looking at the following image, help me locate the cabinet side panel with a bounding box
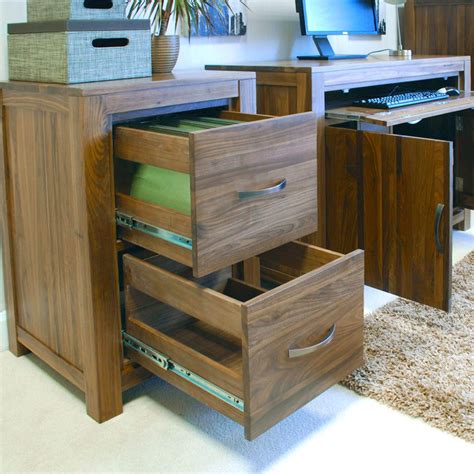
[0,92,29,356]
[3,94,84,369]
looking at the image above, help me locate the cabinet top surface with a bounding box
[207,55,470,73]
[0,70,256,97]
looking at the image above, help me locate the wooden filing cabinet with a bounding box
[1,71,365,440]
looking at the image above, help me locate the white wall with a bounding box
[0,0,397,351]
[176,1,397,69]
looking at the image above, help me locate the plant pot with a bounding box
[151,35,180,74]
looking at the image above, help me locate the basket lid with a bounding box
[8,19,150,34]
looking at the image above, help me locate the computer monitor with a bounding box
[296,0,378,60]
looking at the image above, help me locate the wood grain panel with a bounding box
[72,96,123,422]
[126,298,243,398]
[4,95,84,369]
[0,91,29,356]
[322,61,465,91]
[361,131,453,309]
[243,249,364,440]
[114,126,190,173]
[259,241,342,276]
[254,72,310,117]
[404,0,474,81]
[191,112,318,277]
[326,127,361,254]
[395,134,453,309]
[17,327,84,390]
[325,126,453,310]
[104,81,240,114]
[123,254,243,338]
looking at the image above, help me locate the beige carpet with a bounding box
[343,252,474,443]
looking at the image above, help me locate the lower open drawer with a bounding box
[122,241,364,440]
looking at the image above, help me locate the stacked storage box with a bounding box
[8,0,151,84]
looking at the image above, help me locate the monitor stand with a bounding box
[297,36,368,60]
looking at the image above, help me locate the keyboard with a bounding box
[353,91,450,109]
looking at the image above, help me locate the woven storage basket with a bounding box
[8,20,151,84]
[27,0,127,21]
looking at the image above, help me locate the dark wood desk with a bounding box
[207,56,474,310]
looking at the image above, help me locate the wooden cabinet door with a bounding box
[326,127,453,311]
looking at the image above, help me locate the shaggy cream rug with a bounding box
[342,252,474,443]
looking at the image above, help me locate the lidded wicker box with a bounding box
[8,20,151,84]
[27,0,127,21]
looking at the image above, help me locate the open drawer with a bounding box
[114,110,318,278]
[122,241,364,440]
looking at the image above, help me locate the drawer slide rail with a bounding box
[122,332,244,412]
[116,211,193,250]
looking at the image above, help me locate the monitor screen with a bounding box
[298,0,377,35]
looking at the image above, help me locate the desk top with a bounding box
[0,70,256,97]
[207,55,471,74]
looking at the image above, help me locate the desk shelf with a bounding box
[325,92,474,127]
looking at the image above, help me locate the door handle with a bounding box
[434,203,445,253]
[288,324,337,359]
[238,178,287,200]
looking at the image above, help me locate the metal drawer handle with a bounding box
[238,178,287,200]
[434,203,445,253]
[288,324,337,359]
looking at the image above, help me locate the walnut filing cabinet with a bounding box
[0,72,364,440]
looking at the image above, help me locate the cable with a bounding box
[367,48,392,55]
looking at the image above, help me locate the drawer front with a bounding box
[115,111,318,277]
[192,112,318,276]
[242,244,364,440]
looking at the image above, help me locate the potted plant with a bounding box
[127,0,244,74]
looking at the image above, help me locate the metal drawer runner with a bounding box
[123,332,244,411]
[116,211,193,250]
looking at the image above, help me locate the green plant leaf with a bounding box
[126,0,248,36]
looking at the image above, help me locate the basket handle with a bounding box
[92,38,129,48]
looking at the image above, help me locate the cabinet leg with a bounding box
[9,337,30,357]
[7,314,29,357]
[84,368,123,423]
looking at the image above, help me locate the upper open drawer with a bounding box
[114,110,318,277]
[326,92,474,127]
